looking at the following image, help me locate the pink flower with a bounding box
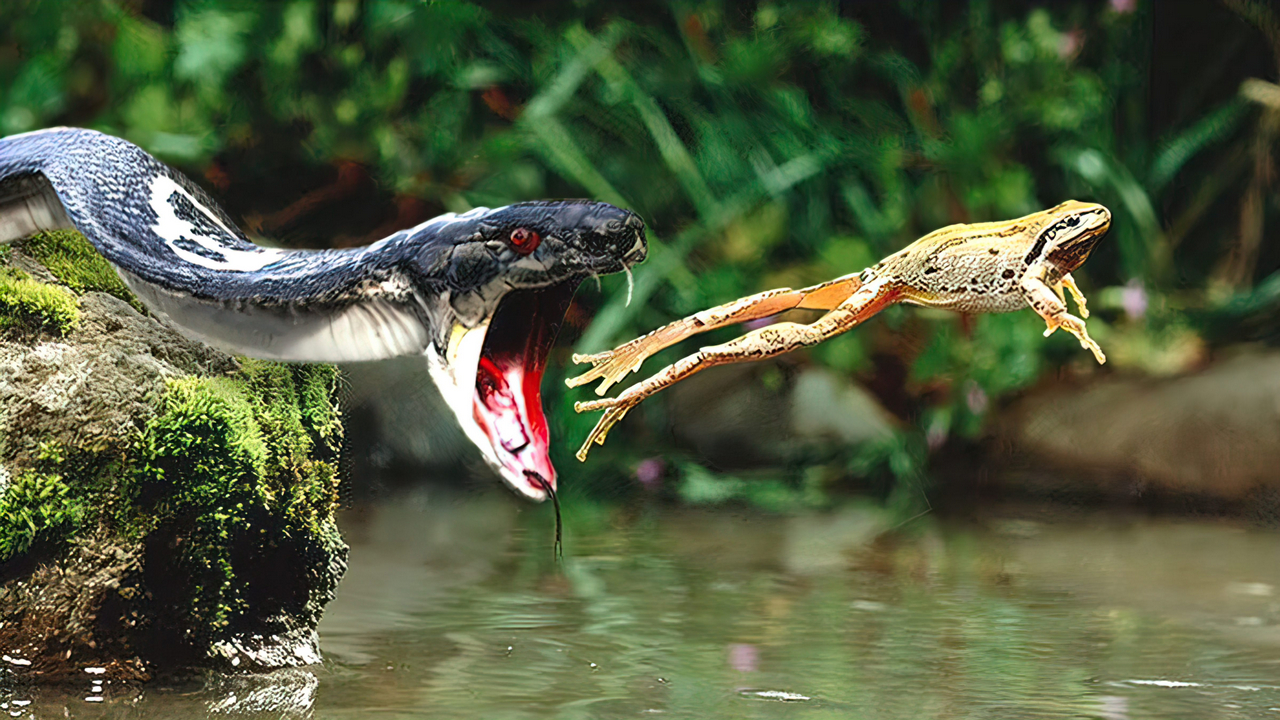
[1121,278,1147,320]
[1109,0,1137,14]
[927,422,948,452]
[1058,29,1085,61]
[635,458,665,489]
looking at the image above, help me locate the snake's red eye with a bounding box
[508,228,541,255]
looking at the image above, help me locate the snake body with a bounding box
[0,127,647,499]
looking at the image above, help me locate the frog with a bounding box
[567,199,1112,460]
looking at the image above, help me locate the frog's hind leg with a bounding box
[573,277,897,460]
[567,274,863,395]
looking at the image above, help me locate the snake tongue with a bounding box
[471,282,577,499]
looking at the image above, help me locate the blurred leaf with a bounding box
[112,13,169,79]
[1061,147,1168,282]
[174,6,254,87]
[1149,98,1249,193]
[267,1,320,71]
[2,54,64,133]
[677,462,745,504]
[573,25,718,217]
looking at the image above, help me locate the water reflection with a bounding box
[4,489,1280,718]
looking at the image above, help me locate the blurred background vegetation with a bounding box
[3,0,1278,511]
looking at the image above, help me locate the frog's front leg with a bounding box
[1059,273,1089,319]
[1019,266,1105,364]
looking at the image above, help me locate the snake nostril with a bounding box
[625,214,643,230]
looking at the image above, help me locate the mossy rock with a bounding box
[0,470,87,562]
[0,266,79,336]
[127,367,344,653]
[0,232,348,682]
[18,230,144,311]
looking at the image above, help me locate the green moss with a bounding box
[128,376,271,633]
[18,230,144,311]
[35,440,66,466]
[0,332,344,642]
[296,363,344,450]
[237,359,307,481]
[129,361,342,637]
[0,470,87,563]
[135,375,271,508]
[0,267,80,336]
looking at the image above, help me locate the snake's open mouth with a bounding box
[471,281,578,500]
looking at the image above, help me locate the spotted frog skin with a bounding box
[568,200,1112,460]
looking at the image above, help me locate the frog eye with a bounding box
[508,228,541,255]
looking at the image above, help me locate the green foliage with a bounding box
[18,230,144,311]
[0,267,79,336]
[129,362,342,636]
[0,470,86,563]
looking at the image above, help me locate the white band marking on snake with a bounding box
[148,175,284,272]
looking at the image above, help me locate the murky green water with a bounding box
[8,489,1280,719]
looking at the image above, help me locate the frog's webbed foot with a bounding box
[566,311,758,398]
[1042,311,1106,364]
[572,327,803,459]
[573,393,642,461]
[574,348,722,461]
[566,288,805,396]
[567,345,647,397]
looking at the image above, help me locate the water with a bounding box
[6,489,1280,718]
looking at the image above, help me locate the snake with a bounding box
[0,127,647,501]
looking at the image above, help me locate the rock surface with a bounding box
[666,360,897,468]
[994,348,1280,504]
[0,232,347,683]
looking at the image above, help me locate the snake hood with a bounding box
[0,127,647,501]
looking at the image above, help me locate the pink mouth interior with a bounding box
[471,284,577,496]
